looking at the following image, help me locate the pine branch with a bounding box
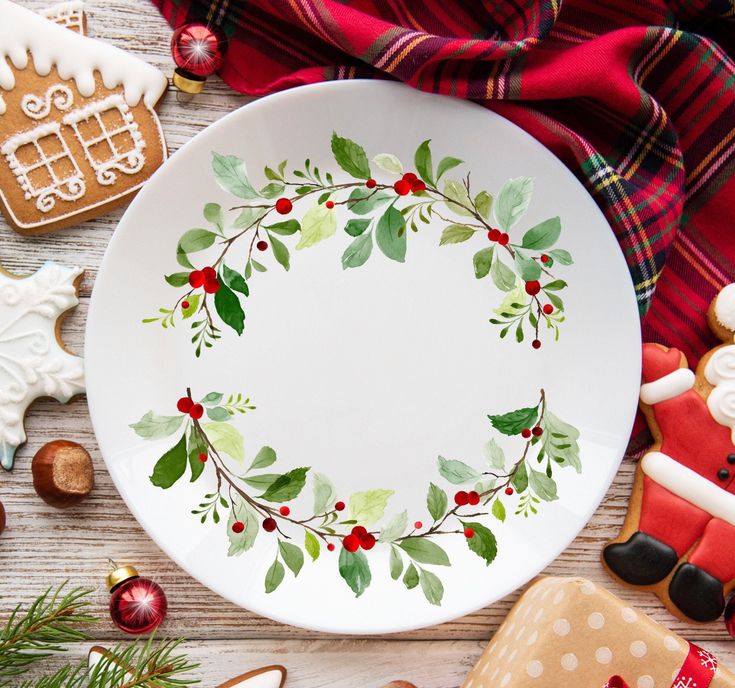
[0,585,95,682]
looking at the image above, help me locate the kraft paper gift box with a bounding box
[462,577,735,688]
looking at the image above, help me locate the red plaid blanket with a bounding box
[154,0,735,378]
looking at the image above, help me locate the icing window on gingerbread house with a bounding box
[62,95,146,186]
[1,121,85,213]
[39,1,86,34]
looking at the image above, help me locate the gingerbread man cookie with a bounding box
[603,284,735,623]
[0,261,85,470]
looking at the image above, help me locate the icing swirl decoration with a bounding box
[21,83,74,120]
[705,346,735,443]
[704,345,735,384]
[715,283,735,332]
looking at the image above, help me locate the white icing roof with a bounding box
[0,0,167,115]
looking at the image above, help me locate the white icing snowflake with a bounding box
[673,677,697,688]
[0,261,85,470]
[697,648,717,671]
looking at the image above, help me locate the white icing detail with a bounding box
[0,0,167,112]
[641,451,735,525]
[0,262,85,470]
[704,345,735,442]
[63,94,145,184]
[640,368,695,405]
[39,1,86,34]
[21,83,74,119]
[526,660,543,678]
[714,284,735,331]
[595,647,613,664]
[1,121,85,212]
[561,653,578,671]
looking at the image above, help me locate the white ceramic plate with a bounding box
[86,81,641,634]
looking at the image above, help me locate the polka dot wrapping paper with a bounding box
[461,577,735,688]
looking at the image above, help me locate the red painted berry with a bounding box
[414,521,423,529]
[498,233,510,245]
[525,280,541,296]
[232,521,245,534]
[334,501,346,512]
[464,527,475,539]
[521,428,532,439]
[263,517,277,532]
[454,490,469,506]
[256,240,269,252]
[541,254,550,263]
[177,396,193,413]
[542,304,554,315]
[468,491,480,506]
[202,266,216,281]
[505,487,514,496]
[203,278,220,294]
[188,270,204,288]
[325,200,335,209]
[327,543,336,552]
[394,179,411,196]
[532,426,543,437]
[402,172,418,183]
[181,300,190,310]
[275,197,292,214]
[366,178,377,189]
[279,506,291,516]
[352,525,368,538]
[198,452,208,463]
[411,180,426,193]
[487,229,501,242]
[343,534,360,552]
[189,404,204,420]
[360,533,377,550]
[532,339,541,349]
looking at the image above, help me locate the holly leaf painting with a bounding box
[344,218,370,237]
[265,558,285,593]
[488,406,539,436]
[130,412,184,440]
[443,180,474,218]
[483,438,506,470]
[187,426,208,482]
[398,537,450,566]
[176,229,217,269]
[296,204,337,249]
[414,139,434,185]
[474,190,493,219]
[375,206,407,262]
[491,499,506,522]
[203,202,224,233]
[529,469,558,501]
[150,433,188,489]
[513,249,542,281]
[390,546,403,580]
[436,156,463,181]
[349,489,394,527]
[242,473,280,490]
[373,153,403,175]
[313,472,338,514]
[521,217,561,250]
[265,219,300,235]
[221,264,249,296]
[437,456,481,484]
[347,188,393,214]
[473,247,494,279]
[378,510,408,543]
[548,248,573,265]
[512,461,529,493]
[331,133,371,179]
[419,569,444,606]
[542,411,581,472]
[279,540,305,576]
[164,272,190,287]
[342,231,374,269]
[304,531,320,562]
[461,522,498,566]
[495,176,534,231]
[214,281,245,335]
[181,293,201,319]
[260,467,310,502]
[403,563,419,589]
[439,224,474,245]
[201,421,245,462]
[227,500,259,556]
[248,446,277,471]
[268,233,291,271]
[426,483,448,522]
[490,253,516,292]
[339,548,371,597]
[212,152,259,200]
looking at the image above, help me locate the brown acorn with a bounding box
[32,440,94,508]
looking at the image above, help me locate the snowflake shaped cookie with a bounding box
[0,261,84,470]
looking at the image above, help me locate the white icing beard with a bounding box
[704,345,735,444]
[715,283,735,333]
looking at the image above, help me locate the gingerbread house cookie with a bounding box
[0,0,167,234]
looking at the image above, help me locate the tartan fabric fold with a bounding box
[153,0,735,363]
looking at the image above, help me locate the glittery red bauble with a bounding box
[170,22,227,78]
[726,595,735,638]
[109,576,167,634]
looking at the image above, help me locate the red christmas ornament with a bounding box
[106,564,167,634]
[170,22,228,94]
[725,594,735,638]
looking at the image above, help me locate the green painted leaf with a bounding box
[313,472,338,514]
[347,188,393,214]
[473,247,494,279]
[206,406,230,422]
[483,438,506,470]
[264,165,281,181]
[260,182,285,199]
[249,446,277,471]
[349,489,394,527]
[495,176,534,231]
[242,473,280,490]
[331,132,371,179]
[379,510,408,543]
[339,548,371,597]
[461,521,498,566]
[541,411,581,472]
[187,427,207,483]
[403,562,419,589]
[268,233,291,271]
[419,569,444,606]
[251,259,267,273]
[512,462,529,492]
[130,412,184,440]
[488,406,539,436]
[260,467,309,502]
[389,545,403,580]
[221,264,249,296]
[414,139,434,185]
[264,558,285,593]
[344,219,371,237]
[375,206,407,263]
[233,206,267,229]
[443,179,474,217]
[181,293,201,319]
[165,272,190,287]
[427,483,448,522]
[529,469,558,501]
[214,281,245,335]
[398,537,450,566]
[296,204,337,249]
[437,455,481,484]
[279,540,305,576]
[474,191,493,220]
[265,219,300,236]
[203,202,224,233]
[304,531,320,562]
[200,392,223,406]
[212,152,259,199]
[227,499,259,556]
[341,230,373,269]
[150,433,187,489]
[492,499,506,522]
[521,216,561,250]
[201,421,245,462]
[373,153,403,175]
[436,156,462,181]
[440,224,474,245]
[543,279,568,291]
[548,248,573,265]
[514,250,542,281]
[490,253,516,292]
[493,282,528,317]
[176,229,216,269]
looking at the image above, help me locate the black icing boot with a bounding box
[669,563,725,622]
[603,532,678,585]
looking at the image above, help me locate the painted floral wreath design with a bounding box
[145,134,574,354]
[131,390,581,605]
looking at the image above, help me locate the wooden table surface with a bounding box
[1,2,733,685]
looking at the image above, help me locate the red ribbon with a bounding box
[603,642,717,688]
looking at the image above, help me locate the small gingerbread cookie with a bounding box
[216,666,287,688]
[0,261,85,470]
[0,0,167,234]
[603,283,735,623]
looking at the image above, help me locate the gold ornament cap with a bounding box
[106,565,139,592]
[172,68,205,94]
